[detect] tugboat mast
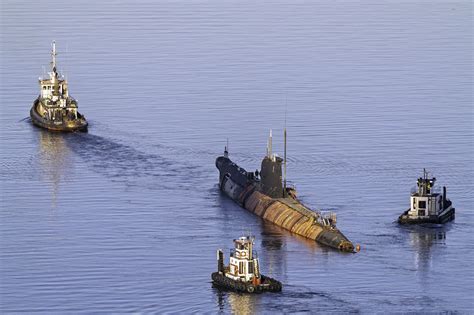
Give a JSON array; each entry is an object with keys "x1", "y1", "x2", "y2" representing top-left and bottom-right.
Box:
[{"x1": 51, "y1": 40, "x2": 57, "y2": 71}]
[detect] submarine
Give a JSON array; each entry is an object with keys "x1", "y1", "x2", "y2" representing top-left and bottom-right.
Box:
[
  {"x1": 30, "y1": 41, "x2": 88, "y2": 132},
  {"x1": 216, "y1": 130, "x2": 357, "y2": 252}
]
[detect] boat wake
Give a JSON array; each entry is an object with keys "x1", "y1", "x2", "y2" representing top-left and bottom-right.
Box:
[
  {"x1": 18, "y1": 117, "x2": 31, "y2": 122},
  {"x1": 63, "y1": 132, "x2": 209, "y2": 192}
]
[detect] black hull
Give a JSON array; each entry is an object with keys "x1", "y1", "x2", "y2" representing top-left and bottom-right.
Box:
[
  {"x1": 211, "y1": 272, "x2": 282, "y2": 293},
  {"x1": 30, "y1": 100, "x2": 88, "y2": 132},
  {"x1": 398, "y1": 207, "x2": 455, "y2": 224}
]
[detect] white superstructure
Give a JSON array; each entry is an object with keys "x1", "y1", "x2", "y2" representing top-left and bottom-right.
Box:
[{"x1": 218, "y1": 236, "x2": 261, "y2": 284}]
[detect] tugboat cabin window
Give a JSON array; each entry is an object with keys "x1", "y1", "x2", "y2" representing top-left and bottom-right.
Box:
[
  {"x1": 418, "y1": 201, "x2": 426, "y2": 209},
  {"x1": 248, "y1": 261, "x2": 254, "y2": 274},
  {"x1": 239, "y1": 262, "x2": 245, "y2": 274}
]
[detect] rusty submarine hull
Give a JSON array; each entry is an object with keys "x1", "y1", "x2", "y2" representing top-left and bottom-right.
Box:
[{"x1": 215, "y1": 130, "x2": 356, "y2": 253}]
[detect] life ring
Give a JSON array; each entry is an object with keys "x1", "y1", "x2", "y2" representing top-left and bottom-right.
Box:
[{"x1": 240, "y1": 251, "x2": 247, "y2": 258}]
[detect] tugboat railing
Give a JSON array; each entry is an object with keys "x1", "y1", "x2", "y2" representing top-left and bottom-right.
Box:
[{"x1": 410, "y1": 185, "x2": 441, "y2": 195}]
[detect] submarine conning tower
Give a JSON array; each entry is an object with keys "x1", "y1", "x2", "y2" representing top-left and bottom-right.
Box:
[
  {"x1": 215, "y1": 130, "x2": 358, "y2": 253},
  {"x1": 261, "y1": 130, "x2": 284, "y2": 198}
]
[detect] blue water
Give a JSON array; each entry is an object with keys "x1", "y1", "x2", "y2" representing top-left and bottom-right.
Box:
[{"x1": 1, "y1": 0, "x2": 473, "y2": 313}]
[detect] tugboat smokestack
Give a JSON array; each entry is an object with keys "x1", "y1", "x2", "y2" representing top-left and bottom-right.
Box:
[
  {"x1": 443, "y1": 186, "x2": 447, "y2": 209},
  {"x1": 217, "y1": 249, "x2": 224, "y2": 274}
]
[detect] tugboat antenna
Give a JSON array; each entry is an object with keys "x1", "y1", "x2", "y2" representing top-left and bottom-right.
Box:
[
  {"x1": 64, "y1": 42, "x2": 68, "y2": 80},
  {"x1": 51, "y1": 40, "x2": 57, "y2": 70}
]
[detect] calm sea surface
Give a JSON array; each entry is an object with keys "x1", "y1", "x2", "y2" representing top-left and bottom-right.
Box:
[{"x1": 1, "y1": 0, "x2": 473, "y2": 313}]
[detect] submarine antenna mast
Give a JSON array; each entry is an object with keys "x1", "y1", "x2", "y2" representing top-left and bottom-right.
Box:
[
  {"x1": 224, "y1": 138, "x2": 229, "y2": 158},
  {"x1": 284, "y1": 128, "x2": 287, "y2": 197},
  {"x1": 283, "y1": 95, "x2": 287, "y2": 197},
  {"x1": 267, "y1": 129, "x2": 273, "y2": 158}
]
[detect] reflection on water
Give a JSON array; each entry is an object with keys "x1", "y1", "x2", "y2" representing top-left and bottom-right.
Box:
[
  {"x1": 404, "y1": 225, "x2": 448, "y2": 276},
  {"x1": 227, "y1": 291, "x2": 259, "y2": 315},
  {"x1": 37, "y1": 130, "x2": 74, "y2": 209},
  {"x1": 260, "y1": 221, "x2": 287, "y2": 279},
  {"x1": 213, "y1": 288, "x2": 262, "y2": 315},
  {"x1": 215, "y1": 289, "x2": 226, "y2": 312}
]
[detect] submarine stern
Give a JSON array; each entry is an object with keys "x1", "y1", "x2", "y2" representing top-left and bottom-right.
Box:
[{"x1": 316, "y1": 228, "x2": 354, "y2": 252}]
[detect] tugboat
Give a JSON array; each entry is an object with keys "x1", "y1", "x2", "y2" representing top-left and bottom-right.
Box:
[
  {"x1": 212, "y1": 236, "x2": 282, "y2": 293},
  {"x1": 216, "y1": 130, "x2": 358, "y2": 252},
  {"x1": 30, "y1": 41, "x2": 88, "y2": 132},
  {"x1": 398, "y1": 169, "x2": 455, "y2": 224}
]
